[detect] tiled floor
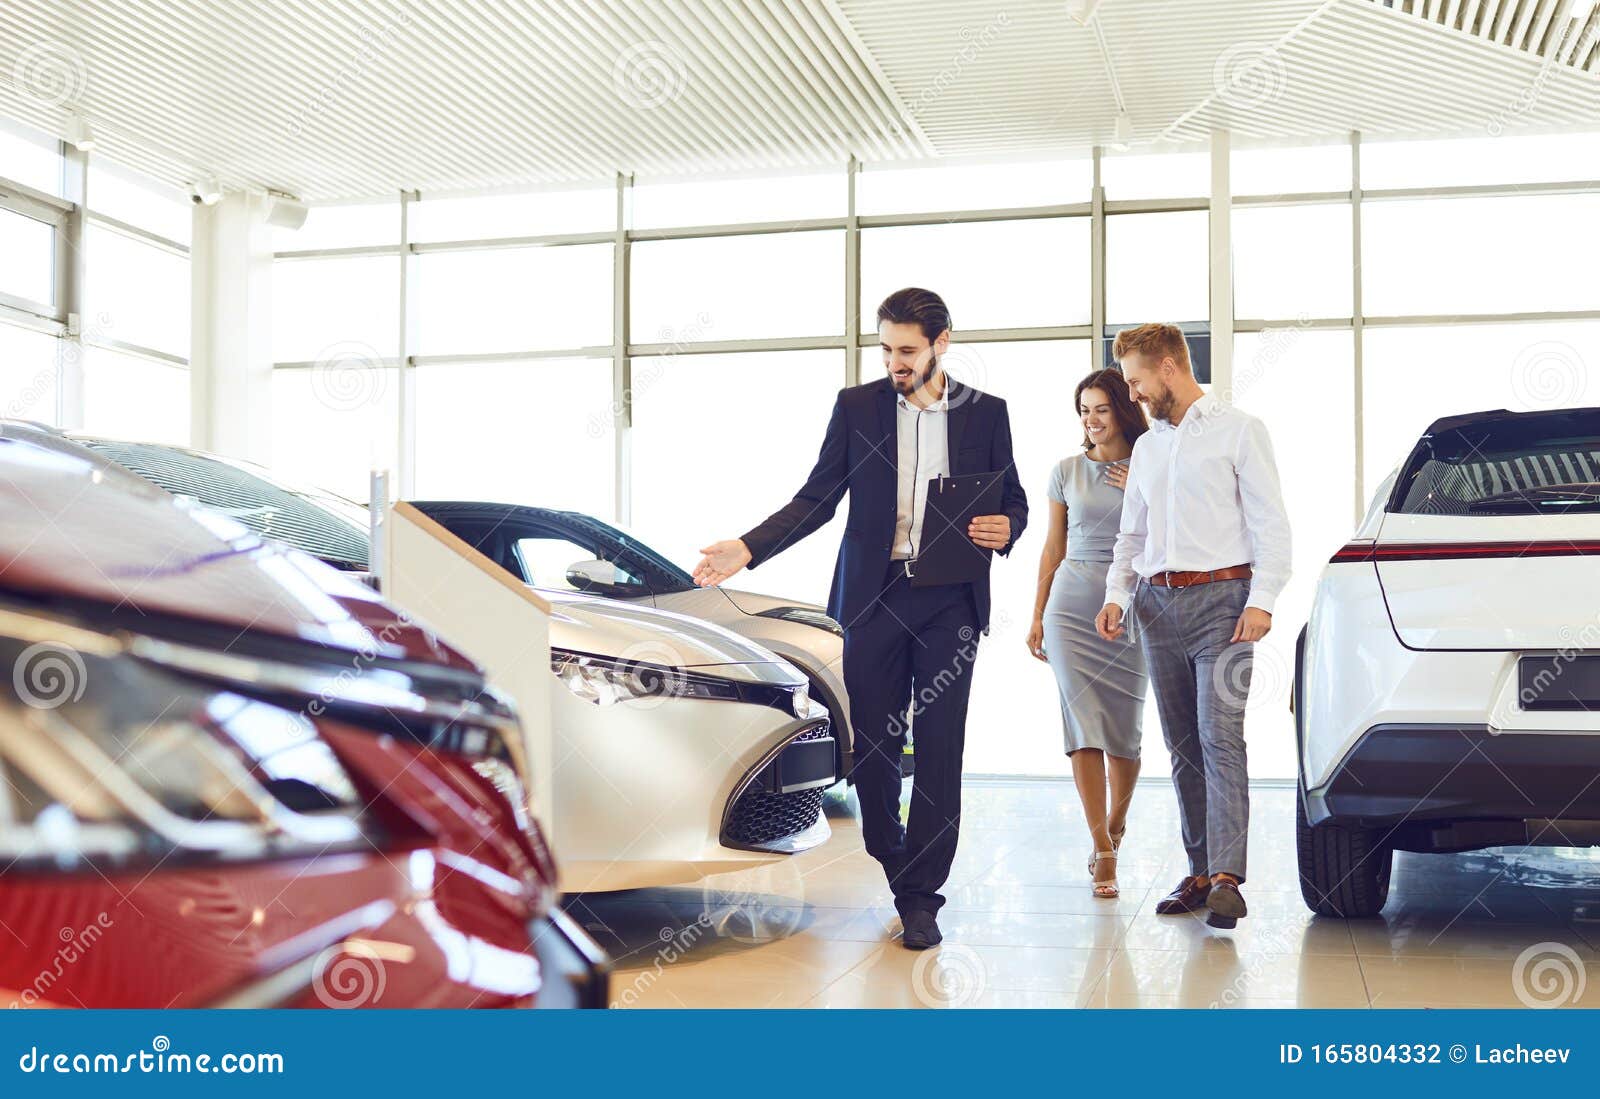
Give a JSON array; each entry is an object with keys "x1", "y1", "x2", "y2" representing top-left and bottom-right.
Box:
[{"x1": 564, "y1": 779, "x2": 1600, "y2": 1008}]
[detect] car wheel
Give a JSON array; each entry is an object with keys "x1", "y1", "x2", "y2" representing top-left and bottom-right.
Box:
[{"x1": 1295, "y1": 789, "x2": 1392, "y2": 918}]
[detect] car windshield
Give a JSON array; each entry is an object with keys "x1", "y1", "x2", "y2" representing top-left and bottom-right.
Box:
[
  {"x1": 80, "y1": 439, "x2": 372, "y2": 569},
  {"x1": 1392, "y1": 410, "x2": 1600, "y2": 516}
]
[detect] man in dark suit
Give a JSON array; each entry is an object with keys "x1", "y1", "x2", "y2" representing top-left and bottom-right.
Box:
[{"x1": 694, "y1": 287, "x2": 1028, "y2": 949}]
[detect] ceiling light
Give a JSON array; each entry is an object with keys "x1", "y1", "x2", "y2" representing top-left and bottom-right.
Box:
[
  {"x1": 63, "y1": 114, "x2": 94, "y2": 152},
  {"x1": 1065, "y1": 0, "x2": 1103, "y2": 24},
  {"x1": 1112, "y1": 110, "x2": 1133, "y2": 150}
]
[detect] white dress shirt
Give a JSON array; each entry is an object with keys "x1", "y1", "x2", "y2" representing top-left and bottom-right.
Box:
[
  {"x1": 1104, "y1": 393, "x2": 1292, "y2": 614},
  {"x1": 890, "y1": 386, "x2": 951, "y2": 560}
]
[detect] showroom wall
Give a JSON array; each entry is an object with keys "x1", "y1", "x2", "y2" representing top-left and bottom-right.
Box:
[{"x1": 5, "y1": 115, "x2": 1600, "y2": 779}]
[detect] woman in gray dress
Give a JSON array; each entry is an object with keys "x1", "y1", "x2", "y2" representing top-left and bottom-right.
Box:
[{"x1": 1026, "y1": 368, "x2": 1150, "y2": 898}]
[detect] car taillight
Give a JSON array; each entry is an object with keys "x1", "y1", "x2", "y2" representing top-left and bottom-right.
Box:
[{"x1": 1331, "y1": 539, "x2": 1600, "y2": 563}]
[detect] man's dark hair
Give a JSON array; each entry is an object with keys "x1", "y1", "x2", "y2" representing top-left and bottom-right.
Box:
[{"x1": 876, "y1": 287, "x2": 951, "y2": 343}]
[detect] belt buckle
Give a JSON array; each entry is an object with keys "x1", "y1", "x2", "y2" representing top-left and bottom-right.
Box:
[{"x1": 903, "y1": 558, "x2": 916, "y2": 579}]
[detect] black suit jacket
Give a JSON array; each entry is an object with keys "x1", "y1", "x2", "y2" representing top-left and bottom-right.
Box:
[{"x1": 741, "y1": 376, "x2": 1028, "y2": 634}]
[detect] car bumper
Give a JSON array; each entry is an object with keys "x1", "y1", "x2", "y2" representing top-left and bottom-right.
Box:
[
  {"x1": 530, "y1": 907, "x2": 611, "y2": 1009},
  {"x1": 552, "y1": 692, "x2": 836, "y2": 892},
  {"x1": 1305, "y1": 722, "x2": 1600, "y2": 851}
]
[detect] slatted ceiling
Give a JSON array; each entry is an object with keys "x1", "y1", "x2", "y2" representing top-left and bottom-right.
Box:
[
  {"x1": 1376, "y1": 0, "x2": 1600, "y2": 69},
  {"x1": 1167, "y1": 0, "x2": 1600, "y2": 143},
  {"x1": 840, "y1": 0, "x2": 1333, "y2": 154},
  {"x1": 0, "y1": 0, "x2": 926, "y2": 201},
  {"x1": 0, "y1": 1, "x2": 1598, "y2": 203}
]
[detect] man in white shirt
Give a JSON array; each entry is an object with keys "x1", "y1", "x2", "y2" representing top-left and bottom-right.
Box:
[{"x1": 1094, "y1": 323, "x2": 1291, "y2": 929}]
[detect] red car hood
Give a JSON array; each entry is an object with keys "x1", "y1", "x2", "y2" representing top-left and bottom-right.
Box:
[{"x1": 0, "y1": 432, "x2": 473, "y2": 670}]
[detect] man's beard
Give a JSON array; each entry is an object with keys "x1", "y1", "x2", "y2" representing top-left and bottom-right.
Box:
[
  {"x1": 1146, "y1": 387, "x2": 1176, "y2": 423},
  {"x1": 892, "y1": 352, "x2": 939, "y2": 395}
]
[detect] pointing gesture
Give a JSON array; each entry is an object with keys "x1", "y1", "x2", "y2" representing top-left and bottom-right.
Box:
[{"x1": 693, "y1": 539, "x2": 752, "y2": 587}]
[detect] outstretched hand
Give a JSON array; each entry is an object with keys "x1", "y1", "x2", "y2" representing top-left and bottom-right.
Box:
[{"x1": 693, "y1": 539, "x2": 753, "y2": 587}]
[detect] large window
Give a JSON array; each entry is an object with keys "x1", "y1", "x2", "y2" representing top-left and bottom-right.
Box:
[
  {"x1": 1232, "y1": 204, "x2": 1352, "y2": 320},
  {"x1": 630, "y1": 349, "x2": 844, "y2": 605},
  {"x1": 0, "y1": 119, "x2": 61, "y2": 196},
  {"x1": 272, "y1": 256, "x2": 399, "y2": 362},
  {"x1": 860, "y1": 218, "x2": 1090, "y2": 330},
  {"x1": 89, "y1": 159, "x2": 192, "y2": 245},
  {"x1": 0, "y1": 324, "x2": 59, "y2": 423},
  {"x1": 857, "y1": 158, "x2": 1090, "y2": 215},
  {"x1": 1362, "y1": 193, "x2": 1600, "y2": 317},
  {"x1": 0, "y1": 207, "x2": 55, "y2": 306},
  {"x1": 80, "y1": 155, "x2": 192, "y2": 442},
  {"x1": 270, "y1": 365, "x2": 400, "y2": 502},
  {"x1": 415, "y1": 244, "x2": 612, "y2": 355},
  {"x1": 1361, "y1": 132, "x2": 1600, "y2": 190},
  {"x1": 84, "y1": 224, "x2": 190, "y2": 356},
  {"x1": 410, "y1": 187, "x2": 612, "y2": 241},
  {"x1": 630, "y1": 231, "x2": 841, "y2": 344},
  {"x1": 1232, "y1": 141, "x2": 1350, "y2": 196},
  {"x1": 413, "y1": 358, "x2": 615, "y2": 517},
  {"x1": 1232, "y1": 329, "x2": 1356, "y2": 779},
  {"x1": 1361, "y1": 322, "x2": 1600, "y2": 492},
  {"x1": 1106, "y1": 210, "x2": 1209, "y2": 324},
  {"x1": 633, "y1": 171, "x2": 842, "y2": 230},
  {"x1": 81, "y1": 347, "x2": 189, "y2": 444}
]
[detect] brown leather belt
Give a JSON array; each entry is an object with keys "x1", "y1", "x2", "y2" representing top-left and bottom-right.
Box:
[{"x1": 1148, "y1": 564, "x2": 1252, "y2": 588}]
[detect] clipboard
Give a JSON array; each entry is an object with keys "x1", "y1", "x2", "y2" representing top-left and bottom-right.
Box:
[{"x1": 910, "y1": 470, "x2": 1006, "y2": 587}]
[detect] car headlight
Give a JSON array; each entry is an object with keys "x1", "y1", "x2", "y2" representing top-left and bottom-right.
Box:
[
  {"x1": 755, "y1": 606, "x2": 844, "y2": 638},
  {"x1": 551, "y1": 649, "x2": 808, "y2": 717}
]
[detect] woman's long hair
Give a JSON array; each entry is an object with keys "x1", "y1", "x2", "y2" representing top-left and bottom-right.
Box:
[{"x1": 1075, "y1": 368, "x2": 1149, "y2": 452}]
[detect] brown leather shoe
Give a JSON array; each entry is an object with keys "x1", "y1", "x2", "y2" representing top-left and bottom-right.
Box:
[
  {"x1": 1205, "y1": 879, "x2": 1247, "y2": 929},
  {"x1": 1154, "y1": 876, "x2": 1211, "y2": 915}
]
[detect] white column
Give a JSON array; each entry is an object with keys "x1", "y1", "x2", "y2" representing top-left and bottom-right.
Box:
[
  {"x1": 1208, "y1": 129, "x2": 1233, "y2": 396},
  {"x1": 189, "y1": 191, "x2": 273, "y2": 461}
]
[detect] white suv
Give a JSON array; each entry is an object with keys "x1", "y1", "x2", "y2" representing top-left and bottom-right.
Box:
[{"x1": 1295, "y1": 406, "x2": 1600, "y2": 917}]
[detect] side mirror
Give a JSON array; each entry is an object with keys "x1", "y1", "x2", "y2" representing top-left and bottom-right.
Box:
[{"x1": 565, "y1": 558, "x2": 640, "y2": 596}]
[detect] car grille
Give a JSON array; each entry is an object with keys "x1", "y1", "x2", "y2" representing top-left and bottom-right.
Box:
[{"x1": 722, "y1": 724, "x2": 829, "y2": 849}]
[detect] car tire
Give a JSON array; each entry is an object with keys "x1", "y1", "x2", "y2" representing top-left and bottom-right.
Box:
[{"x1": 1295, "y1": 790, "x2": 1392, "y2": 918}]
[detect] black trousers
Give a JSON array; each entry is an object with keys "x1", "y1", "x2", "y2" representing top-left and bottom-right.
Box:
[{"x1": 842, "y1": 563, "x2": 981, "y2": 917}]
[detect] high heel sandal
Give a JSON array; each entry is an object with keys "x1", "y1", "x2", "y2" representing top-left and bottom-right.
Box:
[
  {"x1": 1109, "y1": 824, "x2": 1126, "y2": 851},
  {"x1": 1089, "y1": 850, "x2": 1119, "y2": 898}
]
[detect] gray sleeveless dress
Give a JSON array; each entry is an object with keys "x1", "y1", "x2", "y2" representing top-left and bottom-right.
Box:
[{"x1": 1042, "y1": 453, "x2": 1147, "y2": 758}]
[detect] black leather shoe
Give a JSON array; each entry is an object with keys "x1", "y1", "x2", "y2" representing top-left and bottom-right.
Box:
[
  {"x1": 1205, "y1": 879, "x2": 1247, "y2": 929},
  {"x1": 901, "y1": 910, "x2": 943, "y2": 950},
  {"x1": 1154, "y1": 877, "x2": 1211, "y2": 915}
]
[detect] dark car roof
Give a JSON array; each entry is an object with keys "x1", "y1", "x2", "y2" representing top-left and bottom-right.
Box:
[
  {"x1": 1422, "y1": 406, "x2": 1600, "y2": 436},
  {"x1": 0, "y1": 422, "x2": 470, "y2": 669}
]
